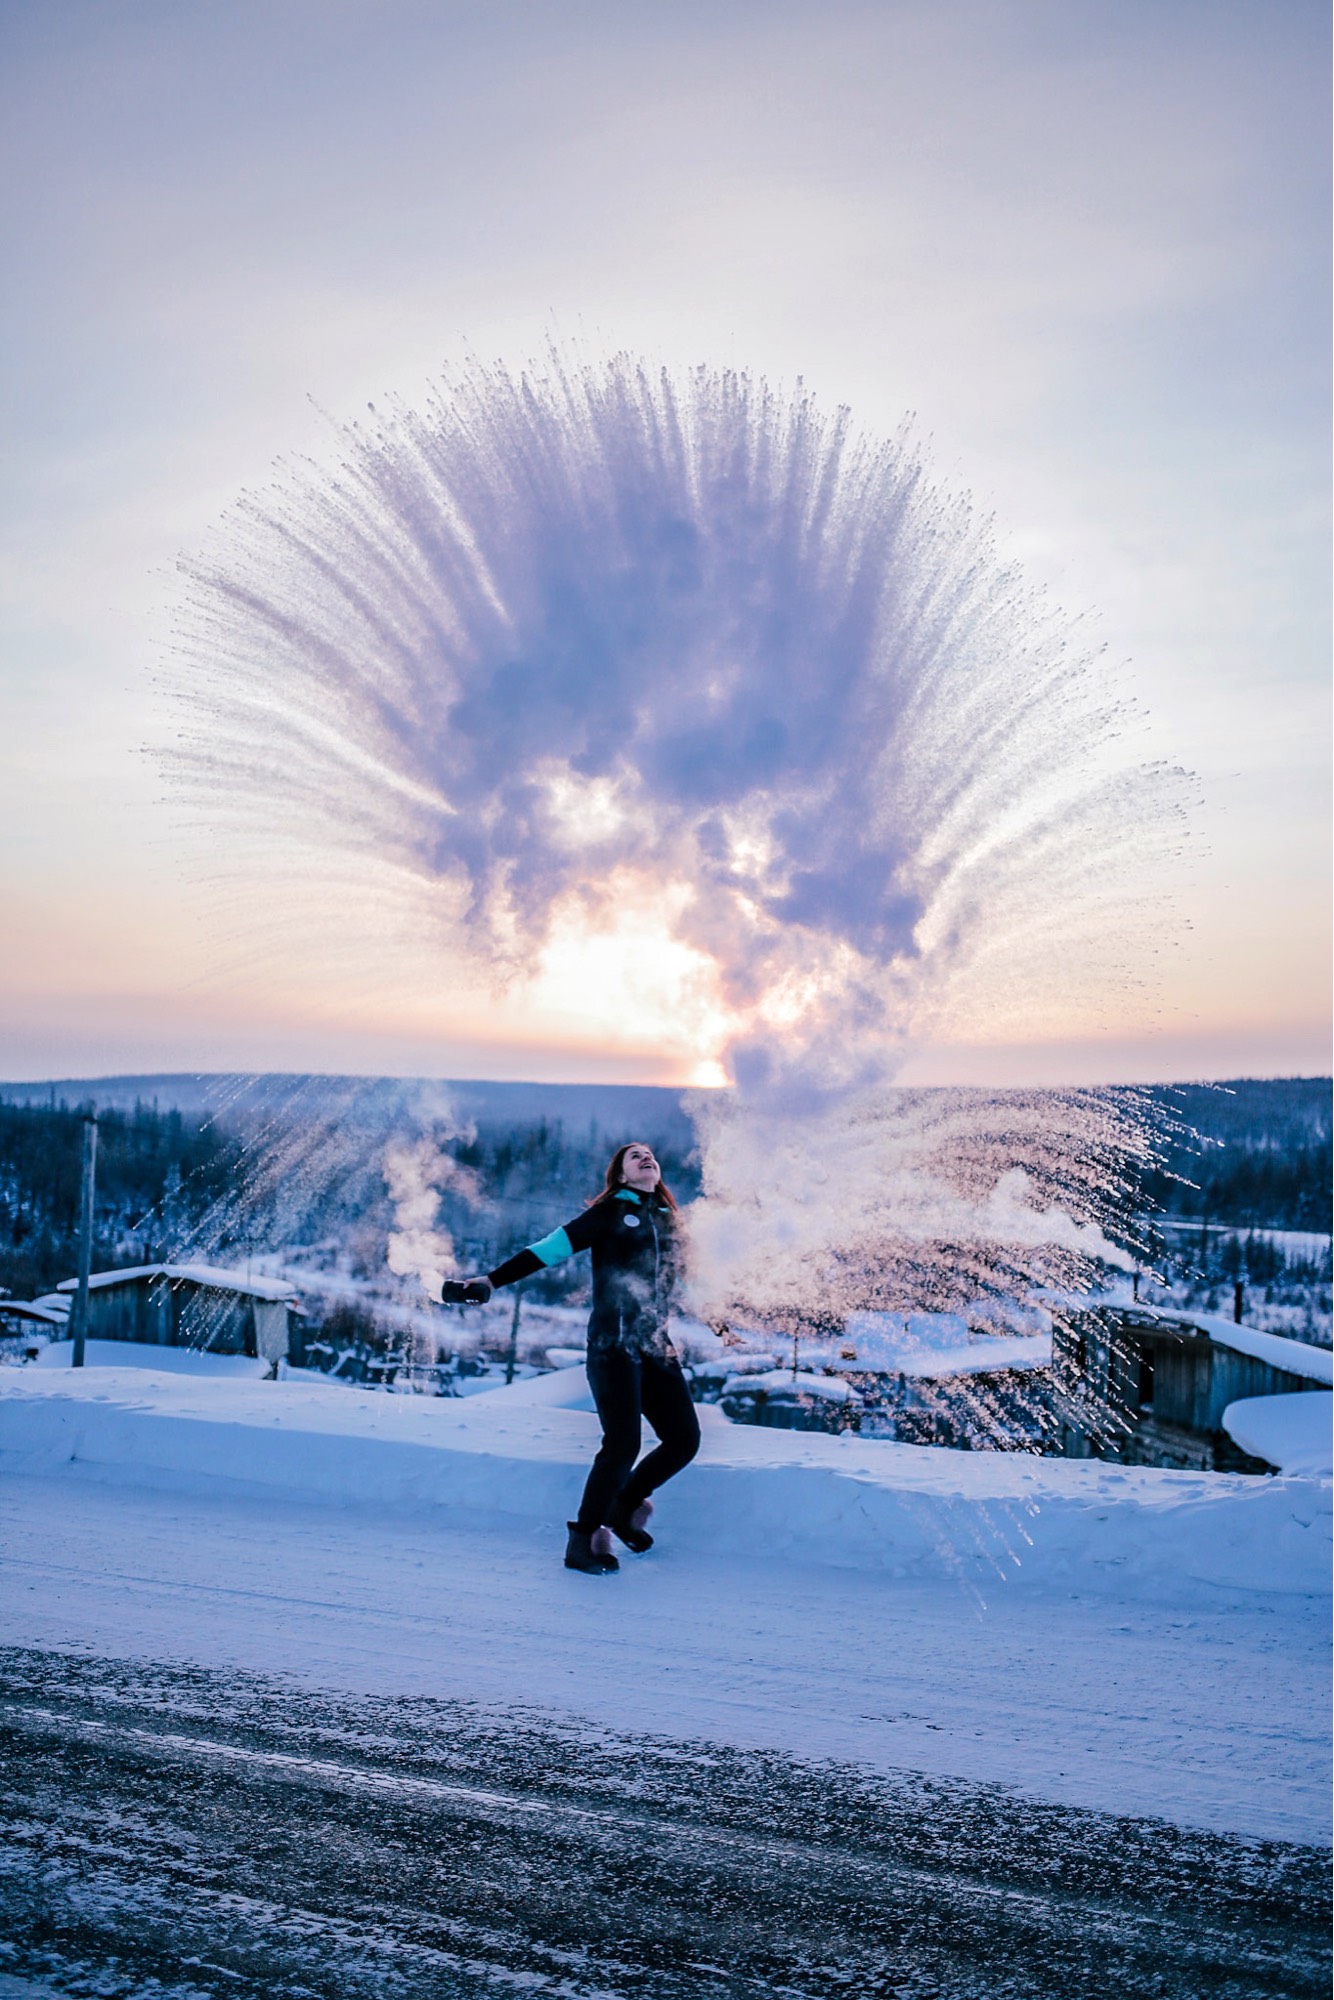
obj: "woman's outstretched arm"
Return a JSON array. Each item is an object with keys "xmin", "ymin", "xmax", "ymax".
[
  {"xmin": 489, "ymin": 1205, "xmax": 602, "ymax": 1286},
  {"xmin": 441, "ymin": 1207, "xmax": 601, "ymax": 1302}
]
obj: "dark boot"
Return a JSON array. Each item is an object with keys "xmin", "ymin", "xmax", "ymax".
[
  {"xmin": 606, "ymin": 1496, "xmax": 654, "ymax": 1553},
  {"xmin": 565, "ymin": 1523, "xmax": 618, "ymax": 1573}
]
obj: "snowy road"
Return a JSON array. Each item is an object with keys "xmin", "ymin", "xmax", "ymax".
[
  {"xmin": 1, "ymin": 1467, "xmax": 1327, "ymax": 1844},
  {"xmin": 0, "ymin": 1647, "xmax": 1327, "ymax": 2000},
  {"xmin": 1, "ymin": 1366, "xmax": 1329, "ymax": 1997}
]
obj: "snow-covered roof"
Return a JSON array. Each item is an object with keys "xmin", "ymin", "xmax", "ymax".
[
  {"xmin": 690, "ymin": 1356, "xmax": 776, "ymax": 1382},
  {"xmin": 55, "ymin": 1264, "xmax": 159, "ymax": 1293},
  {"xmin": 836, "ymin": 1310, "xmax": 1051, "ymax": 1380},
  {"xmin": 56, "ymin": 1263, "xmax": 297, "ymax": 1304},
  {"xmin": 1222, "ymin": 1392, "xmax": 1332, "ymax": 1477},
  {"xmin": 724, "ymin": 1369, "xmax": 858, "ymax": 1403},
  {"xmin": 0, "ymin": 1300, "xmax": 68, "ymax": 1325},
  {"xmin": 889, "ymin": 1334, "xmax": 1053, "ymax": 1381},
  {"xmin": 166, "ymin": 1263, "xmax": 298, "ymax": 1301},
  {"xmin": 1132, "ymin": 1305, "xmax": 1332, "ymax": 1387},
  {"xmin": 956, "ymin": 1301, "xmax": 1053, "ymax": 1337}
]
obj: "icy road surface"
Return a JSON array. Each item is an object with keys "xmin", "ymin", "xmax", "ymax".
[
  {"xmin": 1, "ymin": 1467, "xmax": 1329, "ymax": 1845},
  {"xmin": 0, "ymin": 1647, "xmax": 1328, "ymax": 2000},
  {"xmin": 0, "ymin": 1358, "xmax": 1329, "ymax": 1997}
]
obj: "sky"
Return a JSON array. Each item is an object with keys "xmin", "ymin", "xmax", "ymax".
[{"xmin": 0, "ymin": 0, "xmax": 1328, "ymax": 1088}]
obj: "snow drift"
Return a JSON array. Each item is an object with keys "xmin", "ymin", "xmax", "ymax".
[{"xmin": 2, "ymin": 1361, "xmax": 1326, "ymax": 1600}]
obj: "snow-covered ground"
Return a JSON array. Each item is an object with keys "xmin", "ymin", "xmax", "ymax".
[
  {"xmin": 1153, "ymin": 1222, "xmax": 1332, "ymax": 1266},
  {"xmin": 30, "ymin": 1336, "xmax": 270, "ymax": 1379},
  {"xmin": 1, "ymin": 1354, "xmax": 1328, "ymax": 1848}
]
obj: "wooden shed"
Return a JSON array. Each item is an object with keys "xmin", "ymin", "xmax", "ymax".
[
  {"xmin": 827, "ymin": 1313, "xmax": 1055, "ymax": 1451},
  {"xmin": 0, "ymin": 1299, "xmax": 70, "ymax": 1359},
  {"xmin": 54, "ymin": 1264, "xmax": 298, "ymax": 1364},
  {"xmin": 706, "ymin": 1315, "xmax": 1056, "ymax": 1449},
  {"xmin": 1054, "ymin": 1304, "xmax": 1332, "ymax": 1472}
]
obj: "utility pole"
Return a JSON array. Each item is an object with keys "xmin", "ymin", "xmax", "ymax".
[
  {"xmin": 504, "ymin": 1286, "xmax": 523, "ymax": 1385},
  {"xmin": 70, "ymin": 1112, "xmax": 98, "ymax": 1369}
]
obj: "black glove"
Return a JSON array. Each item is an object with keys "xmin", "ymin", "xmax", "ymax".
[{"xmin": 440, "ymin": 1278, "xmax": 493, "ymax": 1305}]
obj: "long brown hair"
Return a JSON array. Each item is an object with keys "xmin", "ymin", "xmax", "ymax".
[{"xmin": 592, "ymin": 1142, "xmax": 678, "ymax": 1211}]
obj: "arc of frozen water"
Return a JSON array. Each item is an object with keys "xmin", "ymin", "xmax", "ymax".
[{"xmin": 167, "ymin": 348, "xmax": 1186, "ymax": 1321}]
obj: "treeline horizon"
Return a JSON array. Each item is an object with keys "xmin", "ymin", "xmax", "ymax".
[{"xmin": 0, "ymin": 1078, "xmax": 1328, "ymax": 1305}]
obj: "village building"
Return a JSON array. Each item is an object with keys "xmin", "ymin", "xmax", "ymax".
[
  {"xmin": 691, "ymin": 1302, "xmax": 1331, "ymax": 1467},
  {"xmin": 850, "ymin": 1342, "xmax": 1054, "ymax": 1450},
  {"xmin": 827, "ymin": 1312, "xmax": 1054, "ymax": 1448},
  {"xmin": 696, "ymin": 1310, "xmax": 1056, "ymax": 1445},
  {"xmin": 1053, "ymin": 1303, "xmax": 1332, "ymax": 1472},
  {"xmin": 51, "ymin": 1264, "xmax": 299, "ymax": 1366},
  {"xmin": 716, "ymin": 1366, "xmax": 862, "ymax": 1434},
  {"xmin": 0, "ymin": 1298, "xmax": 70, "ymax": 1360}
]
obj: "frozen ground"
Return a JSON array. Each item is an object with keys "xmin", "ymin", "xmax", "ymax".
[
  {"xmin": 30, "ymin": 1337, "xmax": 270, "ymax": 1379},
  {"xmin": 1, "ymin": 1356, "xmax": 1328, "ymax": 1847},
  {"xmin": 1, "ymin": 1355, "xmax": 1328, "ymax": 1997},
  {"xmin": 1, "ymin": 1646, "xmax": 1327, "ymax": 2000}
]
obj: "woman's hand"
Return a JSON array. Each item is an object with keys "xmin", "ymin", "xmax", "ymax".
[{"xmin": 440, "ymin": 1278, "xmax": 493, "ymax": 1305}]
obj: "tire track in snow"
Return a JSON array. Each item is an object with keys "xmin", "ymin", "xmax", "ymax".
[{"xmin": 0, "ymin": 1648, "xmax": 1327, "ymax": 2000}]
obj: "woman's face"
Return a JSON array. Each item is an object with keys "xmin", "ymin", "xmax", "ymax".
[{"xmin": 619, "ymin": 1142, "xmax": 661, "ymax": 1193}]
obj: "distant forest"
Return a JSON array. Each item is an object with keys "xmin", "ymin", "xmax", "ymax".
[
  {"xmin": 1140, "ymin": 1079, "xmax": 1331, "ymax": 1233},
  {"xmin": 0, "ymin": 1077, "xmax": 1328, "ymax": 1303},
  {"xmin": 0, "ymin": 1096, "xmax": 702, "ymax": 1304},
  {"xmin": 0, "ymin": 1101, "xmax": 241, "ymax": 1304}
]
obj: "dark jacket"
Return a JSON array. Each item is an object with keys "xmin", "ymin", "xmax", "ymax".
[{"xmin": 488, "ymin": 1188, "xmax": 680, "ymax": 1358}]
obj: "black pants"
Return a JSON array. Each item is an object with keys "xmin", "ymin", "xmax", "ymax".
[{"xmin": 575, "ymin": 1348, "xmax": 701, "ymax": 1532}]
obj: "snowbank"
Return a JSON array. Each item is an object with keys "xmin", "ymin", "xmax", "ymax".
[
  {"xmin": 0, "ymin": 1362, "xmax": 1327, "ymax": 1600},
  {"xmin": 32, "ymin": 1338, "xmax": 269, "ymax": 1380},
  {"xmin": 1223, "ymin": 1392, "xmax": 1333, "ymax": 1478}
]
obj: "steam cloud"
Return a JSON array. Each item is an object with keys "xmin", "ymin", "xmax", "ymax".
[
  {"xmin": 384, "ymin": 1120, "xmax": 480, "ymax": 1301},
  {"xmin": 170, "ymin": 350, "xmax": 1183, "ymax": 1319}
]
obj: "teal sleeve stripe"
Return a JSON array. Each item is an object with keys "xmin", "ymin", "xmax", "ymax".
[{"xmin": 528, "ymin": 1226, "xmax": 574, "ymax": 1268}]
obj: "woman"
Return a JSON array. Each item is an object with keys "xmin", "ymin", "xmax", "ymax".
[{"xmin": 442, "ymin": 1141, "xmax": 701, "ymax": 1574}]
